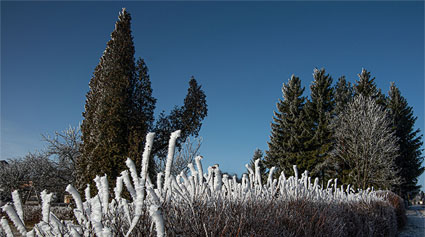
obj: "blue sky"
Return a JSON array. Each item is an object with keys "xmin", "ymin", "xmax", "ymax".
[{"xmin": 2, "ymin": 1, "xmax": 424, "ymax": 190}]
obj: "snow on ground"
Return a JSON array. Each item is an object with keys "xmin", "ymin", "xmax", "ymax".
[{"xmin": 398, "ymin": 205, "xmax": 425, "ymax": 237}]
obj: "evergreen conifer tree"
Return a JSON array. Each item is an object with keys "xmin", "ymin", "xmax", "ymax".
[
  {"xmin": 334, "ymin": 76, "xmax": 353, "ymax": 116},
  {"xmin": 265, "ymin": 75, "xmax": 310, "ymax": 176},
  {"xmin": 79, "ymin": 9, "xmax": 135, "ymax": 189},
  {"xmin": 387, "ymin": 82, "xmax": 424, "ymax": 198},
  {"xmin": 78, "ymin": 9, "xmax": 208, "ymax": 191},
  {"xmin": 303, "ymin": 69, "xmax": 335, "ymax": 179},
  {"xmin": 128, "ymin": 58, "xmax": 156, "ymax": 173},
  {"xmin": 354, "ymin": 68, "xmax": 386, "ymax": 105},
  {"xmin": 152, "ymin": 77, "xmax": 207, "ymax": 175}
]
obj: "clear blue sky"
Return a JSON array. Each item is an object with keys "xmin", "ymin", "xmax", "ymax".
[{"xmin": 2, "ymin": 1, "xmax": 424, "ymax": 190}]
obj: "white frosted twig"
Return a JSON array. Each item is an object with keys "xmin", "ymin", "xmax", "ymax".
[
  {"xmin": 213, "ymin": 165, "xmax": 222, "ymax": 192},
  {"xmin": 156, "ymin": 172, "xmax": 164, "ymax": 194},
  {"xmin": 141, "ymin": 132, "xmax": 155, "ymax": 182},
  {"xmin": 126, "ymin": 158, "xmax": 140, "ymax": 188},
  {"xmin": 147, "ymin": 187, "xmax": 160, "ymax": 205},
  {"xmin": 188, "ymin": 163, "xmax": 196, "ymax": 178},
  {"xmin": 164, "ymin": 130, "xmax": 181, "ymax": 191},
  {"xmin": 245, "ymin": 164, "xmax": 254, "ymax": 176},
  {"xmin": 66, "ymin": 184, "xmax": 84, "ymax": 213},
  {"xmin": 0, "ymin": 217, "xmax": 13, "ymax": 237},
  {"xmin": 115, "ymin": 176, "xmax": 124, "ymax": 200},
  {"xmin": 254, "ymin": 159, "xmax": 262, "ymax": 187},
  {"xmin": 293, "ymin": 165, "xmax": 299, "ymax": 180},
  {"xmin": 195, "ymin": 156, "xmax": 204, "ymax": 184},
  {"xmin": 90, "ymin": 196, "xmax": 103, "ymax": 236},
  {"xmin": 120, "ymin": 198, "xmax": 131, "ymax": 223},
  {"xmin": 121, "ymin": 170, "xmax": 136, "ymax": 200},
  {"xmin": 11, "ymin": 191, "xmax": 24, "ymax": 224},
  {"xmin": 126, "ymin": 186, "xmax": 143, "ymax": 237},
  {"xmin": 100, "ymin": 175, "xmax": 109, "ymax": 214},
  {"xmin": 2, "ymin": 204, "xmax": 26, "ymax": 235},
  {"xmin": 149, "ymin": 204, "xmax": 165, "ymax": 237},
  {"xmin": 50, "ymin": 212, "xmax": 64, "ymax": 234},
  {"xmin": 85, "ymin": 184, "xmax": 91, "ymax": 201},
  {"xmin": 40, "ymin": 190, "xmax": 53, "ymax": 223},
  {"xmin": 267, "ymin": 167, "xmax": 276, "ymax": 187}
]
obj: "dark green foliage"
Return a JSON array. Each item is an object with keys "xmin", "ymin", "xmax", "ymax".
[
  {"xmin": 265, "ymin": 75, "xmax": 310, "ymax": 176},
  {"xmin": 128, "ymin": 58, "xmax": 156, "ymax": 177},
  {"xmin": 387, "ymin": 83, "xmax": 424, "ymax": 198},
  {"xmin": 78, "ymin": 9, "xmax": 207, "ymax": 191},
  {"xmin": 334, "ymin": 76, "xmax": 353, "ymax": 116},
  {"xmin": 152, "ymin": 77, "xmax": 208, "ymax": 175},
  {"xmin": 79, "ymin": 9, "xmax": 135, "ymax": 190},
  {"xmin": 303, "ymin": 68, "xmax": 335, "ymax": 179},
  {"xmin": 354, "ymin": 68, "xmax": 386, "ymax": 105},
  {"xmin": 266, "ymin": 68, "xmax": 422, "ymax": 192}
]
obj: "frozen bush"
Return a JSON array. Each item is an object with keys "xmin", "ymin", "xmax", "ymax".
[{"xmin": 0, "ymin": 131, "xmax": 401, "ymax": 236}]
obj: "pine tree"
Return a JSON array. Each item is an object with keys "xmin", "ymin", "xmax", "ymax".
[
  {"xmin": 303, "ymin": 68, "xmax": 335, "ymax": 179},
  {"xmin": 265, "ymin": 75, "xmax": 310, "ymax": 176},
  {"xmin": 354, "ymin": 68, "xmax": 386, "ymax": 105},
  {"xmin": 387, "ymin": 82, "xmax": 424, "ymax": 198},
  {"xmin": 79, "ymin": 9, "xmax": 135, "ymax": 190},
  {"xmin": 334, "ymin": 76, "xmax": 353, "ymax": 116}
]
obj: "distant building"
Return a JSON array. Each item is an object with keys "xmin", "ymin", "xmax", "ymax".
[
  {"xmin": 0, "ymin": 160, "xmax": 8, "ymax": 168},
  {"xmin": 411, "ymin": 191, "xmax": 425, "ymax": 205}
]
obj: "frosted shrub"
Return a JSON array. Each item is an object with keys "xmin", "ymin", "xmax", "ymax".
[{"xmin": 0, "ymin": 131, "xmax": 399, "ymax": 236}]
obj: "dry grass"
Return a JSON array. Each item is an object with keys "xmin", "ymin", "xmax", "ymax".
[{"xmin": 113, "ymin": 198, "xmax": 399, "ymax": 236}]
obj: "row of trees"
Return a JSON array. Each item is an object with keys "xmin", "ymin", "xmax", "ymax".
[
  {"xmin": 0, "ymin": 127, "xmax": 79, "ymax": 202},
  {"xmin": 255, "ymin": 68, "xmax": 423, "ymax": 198}
]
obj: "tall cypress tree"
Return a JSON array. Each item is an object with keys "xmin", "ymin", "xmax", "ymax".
[
  {"xmin": 79, "ymin": 9, "xmax": 135, "ymax": 189},
  {"xmin": 265, "ymin": 75, "xmax": 310, "ymax": 176},
  {"xmin": 387, "ymin": 82, "xmax": 424, "ymax": 198},
  {"xmin": 303, "ymin": 69, "xmax": 335, "ymax": 179},
  {"xmin": 78, "ymin": 9, "xmax": 208, "ymax": 191}
]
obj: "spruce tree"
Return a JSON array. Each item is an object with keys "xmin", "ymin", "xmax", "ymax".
[
  {"xmin": 334, "ymin": 76, "xmax": 353, "ymax": 116},
  {"xmin": 265, "ymin": 75, "xmax": 310, "ymax": 176},
  {"xmin": 387, "ymin": 82, "xmax": 424, "ymax": 198},
  {"xmin": 303, "ymin": 68, "xmax": 335, "ymax": 179},
  {"xmin": 354, "ymin": 68, "xmax": 386, "ymax": 105}
]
